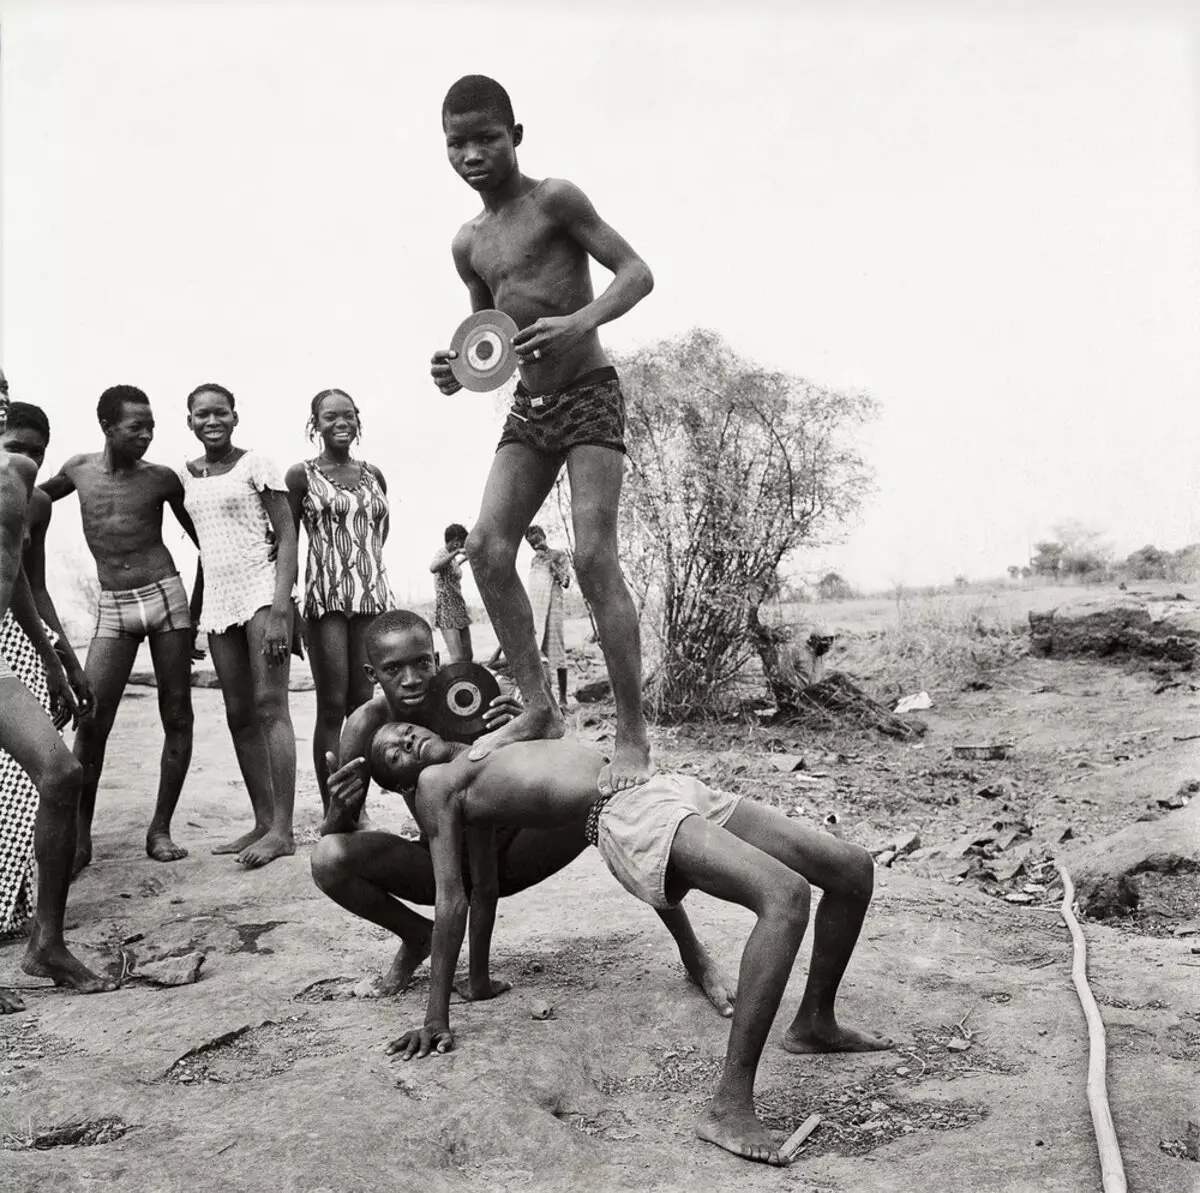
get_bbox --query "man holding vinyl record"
[310,609,588,998]
[429,74,655,798]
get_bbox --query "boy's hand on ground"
[482,693,522,729]
[454,975,512,1002]
[512,314,587,365]
[326,753,368,819]
[430,350,462,396]
[386,1023,454,1061]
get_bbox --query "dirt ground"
[2,587,1199,1193]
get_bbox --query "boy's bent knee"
[310,835,351,890]
[766,872,811,927]
[38,748,84,801]
[465,529,517,578]
[835,843,875,903]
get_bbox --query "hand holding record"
[423,661,504,743]
[445,309,520,393]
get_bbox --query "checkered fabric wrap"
[0,612,58,938]
[585,794,612,847]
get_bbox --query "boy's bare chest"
[469,209,570,287]
[75,467,161,525]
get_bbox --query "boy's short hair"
[525,524,544,540]
[97,385,150,428]
[5,401,50,443]
[444,522,468,544]
[442,75,515,130]
[365,609,435,658]
[187,382,236,412]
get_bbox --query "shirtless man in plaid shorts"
[431,75,655,796]
[0,381,113,1010]
[41,385,200,875]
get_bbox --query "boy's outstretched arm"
[512,180,653,361]
[37,455,81,504]
[387,785,469,1059]
[458,823,510,1002]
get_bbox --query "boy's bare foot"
[781,1019,893,1054]
[212,825,268,855]
[146,829,188,863]
[454,975,512,1001]
[22,939,116,994]
[467,703,564,761]
[235,831,295,868]
[1,988,26,1014]
[684,952,737,1019]
[597,736,653,796]
[356,938,431,998]
[696,1101,786,1166]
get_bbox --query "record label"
[448,309,519,392]
[424,661,502,743]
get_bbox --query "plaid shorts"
[497,366,626,461]
[94,573,191,640]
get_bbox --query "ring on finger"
[532,347,542,361]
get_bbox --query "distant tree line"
[1008,520,1200,584]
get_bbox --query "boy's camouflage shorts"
[497,366,626,461]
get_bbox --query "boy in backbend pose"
[41,385,199,874]
[0,393,113,1008]
[380,727,892,1167]
[313,610,733,1013]
[430,75,654,796]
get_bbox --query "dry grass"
[834,595,1027,699]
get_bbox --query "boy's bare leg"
[146,628,194,862]
[71,634,141,877]
[466,445,564,755]
[311,831,439,995]
[668,816,812,1166]
[440,626,473,663]
[0,677,114,993]
[308,613,349,813]
[656,905,737,1017]
[564,446,651,793]
[722,800,892,1053]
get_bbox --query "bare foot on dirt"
[356,938,431,997]
[696,1102,786,1166]
[235,831,295,868]
[597,735,654,796]
[454,975,512,1001]
[212,825,268,855]
[22,938,116,994]
[0,988,26,1014]
[146,829,188,863]
[684,952,737,1018]
[781,1018,893,1054]
[467,703,563,761]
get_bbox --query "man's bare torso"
[459,178,610,392]
[60,455,180,590]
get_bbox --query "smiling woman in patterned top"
[287,389,396,813]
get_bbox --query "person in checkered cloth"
[0,378,114,1012]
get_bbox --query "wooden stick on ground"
[779,1113,821,1162]
[1057,863,1127,1193]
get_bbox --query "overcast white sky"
[2,0,1197,612]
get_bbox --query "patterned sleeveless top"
[300,459,396,620]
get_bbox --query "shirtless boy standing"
[431,75,654,795]
[0,387,112,1008]
[381,727,891,1167]
[41,385,198,874]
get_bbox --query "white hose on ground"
[1056,863,1127,1193]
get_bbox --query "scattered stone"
[135,952,206,987]
[893,691,932,714]
[1157,792,1190,811]
[574,677,612,704]
[976,778,1016,800]
[1172,921,1200,938]
[946,1038,972,1052]
[893,831,922,858]
[1003,893,1035,905]
[530,999,555,1021]
[768,753,805,773]
[874,850,897,869]
[954,744,1012,761]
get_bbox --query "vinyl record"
[448,309,519,392]
[424,661,503,743]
